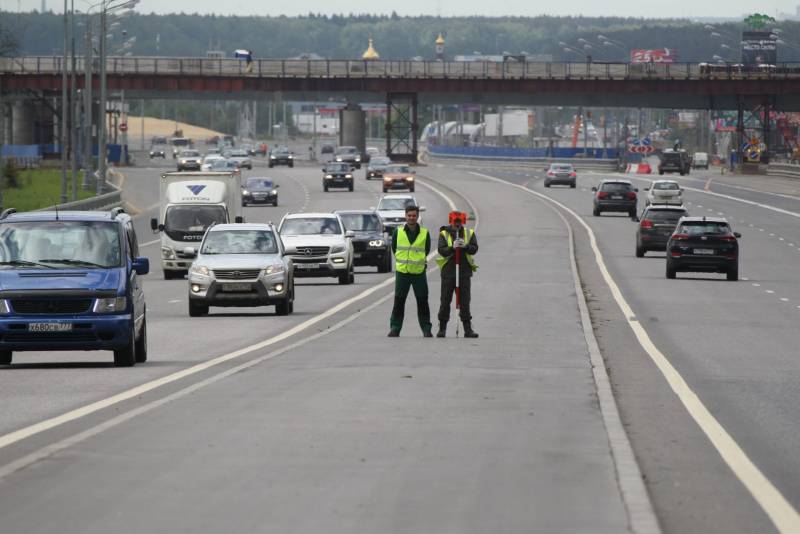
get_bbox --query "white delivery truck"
[150,171,243,279]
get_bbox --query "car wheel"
[113,323,137,367]
[189,301,209,317]
[636,245,645,258]
[629,209,636,217]
[659,171,664,175]
[163,270,179,280]
[666,261,677,279]
[544,181,551,188]
[324,185,329,192]
[378,253,392,273]
[570,182,576,188]
[135,317,148,363]
[349,184,354,192]
[382,188,388,193]
[593,207,600,216]
[289,162,294,168]
[680,171,685,176]
[242,201,248,207]
[727,264,739,281]
[268,163,274,168]
[338,270,350,285]
[409,186,415,193]
[0,350,12,365]
[273,199,278,207]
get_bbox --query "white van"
[692,152,709,169]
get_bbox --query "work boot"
[463,322,479,338]
[423,330,433,338]
[387,330,400,337]
[436,322,447,338]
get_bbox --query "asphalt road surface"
[1,153,798,533]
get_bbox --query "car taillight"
[597,191,609,199]
[671,233,689,241]
[626,191,637,200]
[570,172,577,177]
[719,235,737,242]
[640,219,653,229]
[547,171,554,177]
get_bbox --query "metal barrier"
[4,56,800,81]
[767,163,800,179]
[36,181,122,212]
[429,152,618,172]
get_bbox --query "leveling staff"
[388,205,433,338]
[436,211,478,338]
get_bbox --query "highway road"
[1,152,799,532]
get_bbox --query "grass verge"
[4,169,96,212]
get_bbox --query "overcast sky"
[7,0,800,19]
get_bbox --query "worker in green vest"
[388,204,433,337]
[435,211,479,338]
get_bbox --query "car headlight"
[271,189,277,194]
[263,264,285,275]
[242,189,250,195]
[288,155,293,159]
[330,245,346,253]
[369,239,385,247]
[189,264,210,276]
[405,176,414,181]
[93,297,127,314]
[336,157,342,161]
[325,174,333,179]
[161,247,176,260]
[355,156,361,161]
[345,174,352,178]
[0,299,10,315]
[180,160,188,164]
[270,155,276,159]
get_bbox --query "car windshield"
[653,182,680,191]
[272,148,290,155]
[165,205,227,233]
[662,153,682,162]
[211,160,237,170]
[201,230,278,254]
[645,210,686,223]
[245,179,274,190]
[229,150,248,157]
[180,150,200,157]
[336,147,357,154]
[203,155,223,163]
[378,198,415,210]
[325,164,350,172]
[551,164,573,172]
[171,138,190,147]
[600,183,632,192]
[281,218,341,235]
[679,222,731,235]
[386,165,412,173]
[0,220,122,268]
[339,214,381,232]
[370,157,391,166]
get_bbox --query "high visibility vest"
[435,228,478,272]
[395,226,428,274]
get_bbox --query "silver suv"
[186,223,294,316]
[279,213,355,285]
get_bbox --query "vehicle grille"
[11,299,93,314]
[294,246,330,256]
[352,241,367,253]
[213,269,261,280]
[3,332,98,342]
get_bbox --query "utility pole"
[70,0,78,200]
[97,5,107,196]
[61,0,69,203]
[82,14,92,190]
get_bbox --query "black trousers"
[390,272,432,333]
[438,276,472,323]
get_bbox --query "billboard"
[630,48,677,63]
[741,31,777,65]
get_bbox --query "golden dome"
[435,34,445,45]
[362,38,380,60]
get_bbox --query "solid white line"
[469,171,800,533]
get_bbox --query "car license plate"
[354,253,362,258]
[295,263,319,270]
[611,194,623,199]
[221,283,251,292]
[694,248,714,255]
[28,322,72,332]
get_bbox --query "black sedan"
[666,216,741,281]
[335,210,392,273]
[633,205,688,257]
[366,156,392,180]
[242,177,279,207]
[268,147,294,168]
[322,163,354,192]
[149,145,166,159]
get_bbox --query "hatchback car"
[644,180,684,206]
[0,208,149,367]
[187,223,294,316]
[149,145,166,159]
[382,164,416,193]
[544,163,577,188]
[242,177,279,207]
[592,180,638,216]
[335,210,392,273]
[634,205,689,257]
[666,216,741,280]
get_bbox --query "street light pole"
[97,4,107,196]
[61,0,69,204]
[82,14,93,190]
[70,0,78,201]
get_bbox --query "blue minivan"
[0,208,149,367]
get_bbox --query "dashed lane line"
[470,170,800,534]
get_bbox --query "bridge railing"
[4,56,800,80]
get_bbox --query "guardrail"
[766,163,800,179]
[427,152,619,172]
[36,179,122,212]
[3,56,800,80]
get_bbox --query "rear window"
[653,182,679,190]
[644,210,686,223]
[679,221,730,235]
[551,164,573,172]
[600,183,632,193]
[662,153,682,162]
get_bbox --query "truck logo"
[186,185,207,195]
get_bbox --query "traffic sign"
[119,123,128,132]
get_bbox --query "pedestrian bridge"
[3,57,800,110]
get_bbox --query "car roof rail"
[0,208,17,220]
[110,206,126,219]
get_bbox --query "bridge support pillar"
[11,101,37,145]
[385,93,418,163]
[736,99,744,171]
[339,103,366,159]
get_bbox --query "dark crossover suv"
[268,146,294,168]
[666,216,741,281]
[322,162,354,192]
[592,180,638,216]
[0,208,149,366]
[544,163,577,188]
[334,146,362,169]
[242,177,279,207]
[658,149,691,176]
[634,205,689,257]
[366,156,392,180]
[335,210,392,273]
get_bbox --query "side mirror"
[644,187,650,191]
[591,187,597,192]
[345,230,355,238]
[734,232,742,238]
[369,206,375,211]
[419,206,426,212]
[235,216,244,223]
[150,218,158,231]
[132,256,150,275]
[634,188,639,192]
[275,184,280,188]
[182,247,197,258]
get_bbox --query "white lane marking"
[742,277,749,281]
[779,237,785,241]
[141,238,160,247]
[470,170,800,533]
[753,283,762,287]
[0,173,466,453]
[769,233,775,237]
[766,290,775,294]
[168,299,181,304]
[781,298,789,302]
[749,224,755,227]
[697,204,703,208]
[760,229,765,232]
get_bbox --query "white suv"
[374,194,426,231]
[279,213,355,285]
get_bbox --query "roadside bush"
[1,159,20,189]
